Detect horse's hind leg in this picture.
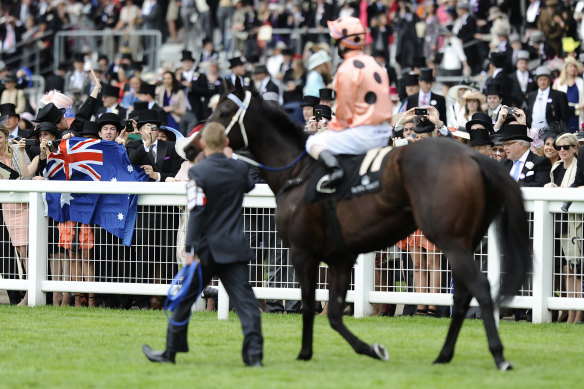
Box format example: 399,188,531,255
434,277,472,364
327,261,389,361
292,250,318,361
446,250,512,370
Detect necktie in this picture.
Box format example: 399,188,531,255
512,160,522,181
421,93,427,106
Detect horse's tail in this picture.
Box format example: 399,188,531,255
476,155,532,303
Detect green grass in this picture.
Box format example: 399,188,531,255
1,306,583,388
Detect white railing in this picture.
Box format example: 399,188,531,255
1,181,584,323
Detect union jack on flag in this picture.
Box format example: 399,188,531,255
46,138,104,181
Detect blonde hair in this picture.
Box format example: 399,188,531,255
0,127,14,162
557,57,583,86
555,133,578,148
202,122,227,152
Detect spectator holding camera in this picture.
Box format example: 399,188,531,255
305,104,332,135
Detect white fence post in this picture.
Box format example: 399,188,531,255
217,280,229,320
487,222,501,327
531,200,553,323
28,192,47,306
353,252,375,318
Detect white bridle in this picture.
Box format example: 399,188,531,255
225,91,252,148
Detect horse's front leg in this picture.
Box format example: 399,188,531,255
291,250,319,361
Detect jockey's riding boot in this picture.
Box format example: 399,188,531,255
318,150,344,190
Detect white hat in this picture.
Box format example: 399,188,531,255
307,50,331,71
39,90,74,109
517,50,530,61
175,131,198,161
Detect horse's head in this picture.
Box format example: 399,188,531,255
205,77,258,151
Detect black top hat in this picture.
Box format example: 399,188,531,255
181,50,195,62
229,56,245,68
413,116,435,133
500,124,533,142
4,73,17,83
489,51,507,69
491,132,505,146
253,64,269,75
319,88,334,101
419,68,434,82
402,73,419,86
484,81,504,97
73,53,85,63
137,109,162,129
138,83,156,97
101,83,121,98
202,37,213,45
0,103,19,118
120,53,133,61
413,56,427,69
35,122,60,137
469,127,494,147
133,101,149,113
313,104,332,120
466,112,494,132
97,113,122,132
300,95,320,107
35,103,65,124
80,120,100,137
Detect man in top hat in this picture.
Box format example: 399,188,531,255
500,123,551,187
510,50,537,109
97,84,127,120
226,57,251,88
253,64,279,103
199,37,218,64
96,113,122,142
484,82,505,125
301,95,320,128
397,73,419,112
126,109,183,182
453,1,480,75
526,66,569,133
319,88,334,107
528,30,556,67
483,52,511,105
64,53,90,98
406,68,447,123
80,120,100,140
0,103,28,139
466,112,494,157
136,83,167,125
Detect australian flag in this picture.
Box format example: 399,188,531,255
44,137,148,246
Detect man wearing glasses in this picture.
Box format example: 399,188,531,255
500,123,551,187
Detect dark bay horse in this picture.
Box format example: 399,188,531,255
202,83,531,370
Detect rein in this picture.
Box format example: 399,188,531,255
234,150,307,172
225,91,252,148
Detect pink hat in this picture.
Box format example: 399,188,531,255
40,90,73,109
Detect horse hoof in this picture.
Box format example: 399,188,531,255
433,355,452,364
297,351,312,361
498,361,513,371
372,343,389,361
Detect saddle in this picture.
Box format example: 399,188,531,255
304,146,393,204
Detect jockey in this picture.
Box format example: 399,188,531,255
306,16,393,190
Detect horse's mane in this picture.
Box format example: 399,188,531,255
221,86,308,150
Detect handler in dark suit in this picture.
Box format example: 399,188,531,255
143,122,263,366
526,66,569,132
500,123,551,187
406,68,446,123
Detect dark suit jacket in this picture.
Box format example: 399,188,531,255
44,73,65,93
406,92,447,123
69,96,98,134
96,105,128,120
126,139,183,182
525,89,570,129
509,70,537,108
572,147,584,187
185,153,255,265
501,151,551,187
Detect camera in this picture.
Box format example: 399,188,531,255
13,137,38,146
314,108,323,122
507,107,517,116
125,121,133,132
395,138,408,147
415,108,428,116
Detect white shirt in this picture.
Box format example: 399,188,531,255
516,70,529,93
441,37,467,70
418,90,431,106
510,149,530,180
532,87,550,131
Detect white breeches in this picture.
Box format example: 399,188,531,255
305,123,393,158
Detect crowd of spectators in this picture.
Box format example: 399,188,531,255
1,0,584,321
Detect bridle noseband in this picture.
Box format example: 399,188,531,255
225,91,252,148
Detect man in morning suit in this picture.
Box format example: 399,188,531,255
500,123,551,187
142,122,263,367
406,68,447,124
526,66,569,133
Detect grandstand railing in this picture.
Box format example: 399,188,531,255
1,181,584,324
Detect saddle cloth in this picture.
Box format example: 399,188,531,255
304,146,393,204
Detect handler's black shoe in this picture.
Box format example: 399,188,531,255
142,344,175,364
246,356,263,367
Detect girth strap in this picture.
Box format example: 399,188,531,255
324,198,348,254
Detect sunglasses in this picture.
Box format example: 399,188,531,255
554,144,575,151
